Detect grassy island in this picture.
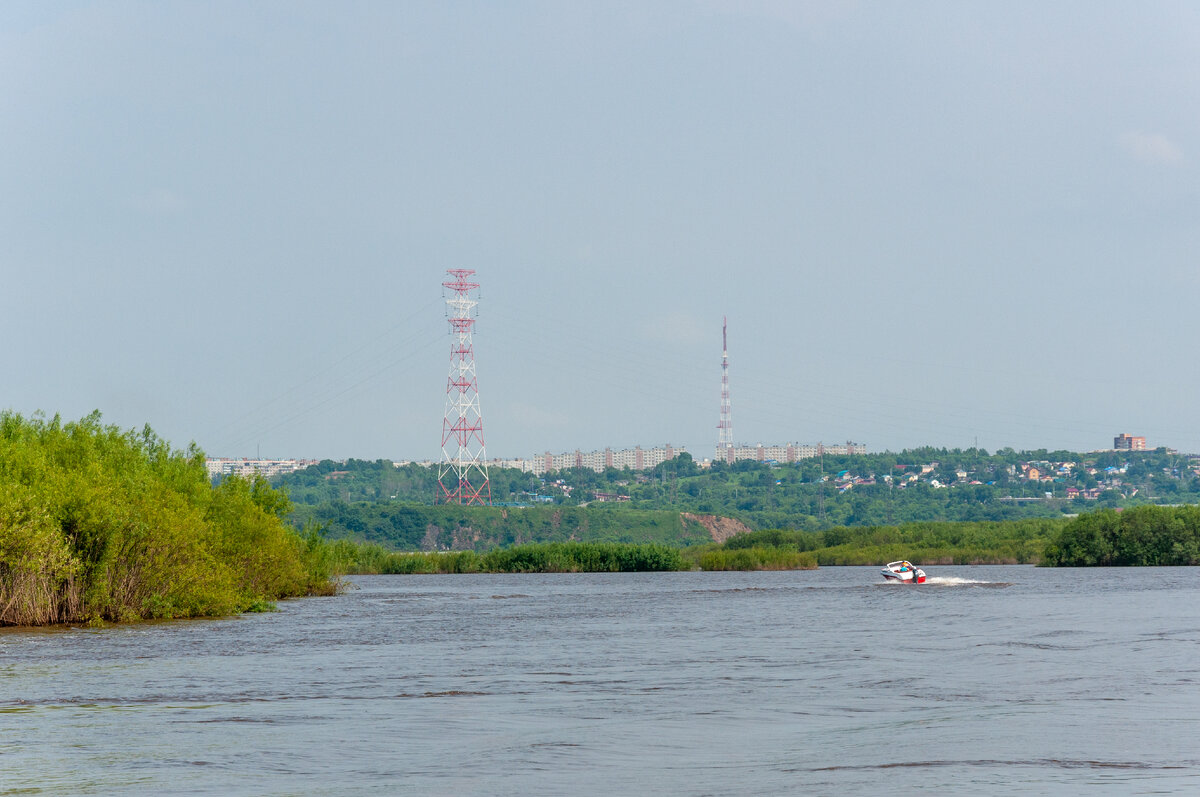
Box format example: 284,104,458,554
0,411,337,627
317,517,1059,573
686,509,1200,568
669,518,1058,569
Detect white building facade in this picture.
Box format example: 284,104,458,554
205,458,320,480
715,441,866,464
500,445,684,476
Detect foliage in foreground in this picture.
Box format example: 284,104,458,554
0,411,337,626
1043,505,1200,566
324,540,689,574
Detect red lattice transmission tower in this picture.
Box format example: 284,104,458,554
717,316,734,463
438,269,491,505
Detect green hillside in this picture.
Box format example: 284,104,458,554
272,448,1200,548
290,501,717,550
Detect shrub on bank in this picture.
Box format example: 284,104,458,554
0,411,336,626
1043,505,1200,566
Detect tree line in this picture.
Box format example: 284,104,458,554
271,448,1200,536
1043,506,1200,566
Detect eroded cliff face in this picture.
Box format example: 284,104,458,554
681,512,752,543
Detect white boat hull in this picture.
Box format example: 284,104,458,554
880,561,926,584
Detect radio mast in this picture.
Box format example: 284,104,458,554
717,316,734,464
438,269,491,505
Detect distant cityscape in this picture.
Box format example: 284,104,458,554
206,441,862,480
207,434,1151,482
203,289,1162,485
206,289,1170,502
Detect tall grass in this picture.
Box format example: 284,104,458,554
696,547,817,571
326,540,689,574
720,519,1057,565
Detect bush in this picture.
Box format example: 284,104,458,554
1044,506,1200,566
0,411,337,626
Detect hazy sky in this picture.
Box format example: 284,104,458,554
3,1,1198,461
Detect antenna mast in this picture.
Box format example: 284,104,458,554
717,316,734,464
438,269,491,505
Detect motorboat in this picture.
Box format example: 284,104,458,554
880,560,926,584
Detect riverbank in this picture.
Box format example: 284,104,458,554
317,518,1050,574
713,519,1056,566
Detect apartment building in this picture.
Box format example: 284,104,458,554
514,445,683,475
1114,433,1147,451
715,441,866,464
205,458,320,480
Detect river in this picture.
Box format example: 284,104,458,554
3,566,1199,795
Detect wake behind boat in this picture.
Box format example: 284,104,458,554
881,560,926,584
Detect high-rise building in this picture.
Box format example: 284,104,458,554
717,317,734,463
1114,433,1146,451
720,441,866,464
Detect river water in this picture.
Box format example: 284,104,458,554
3,566,1199,795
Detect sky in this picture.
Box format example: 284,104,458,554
3,1,1198,461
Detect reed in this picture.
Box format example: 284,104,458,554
697,547,817,571
720,519,1057,565
328,540,689,574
